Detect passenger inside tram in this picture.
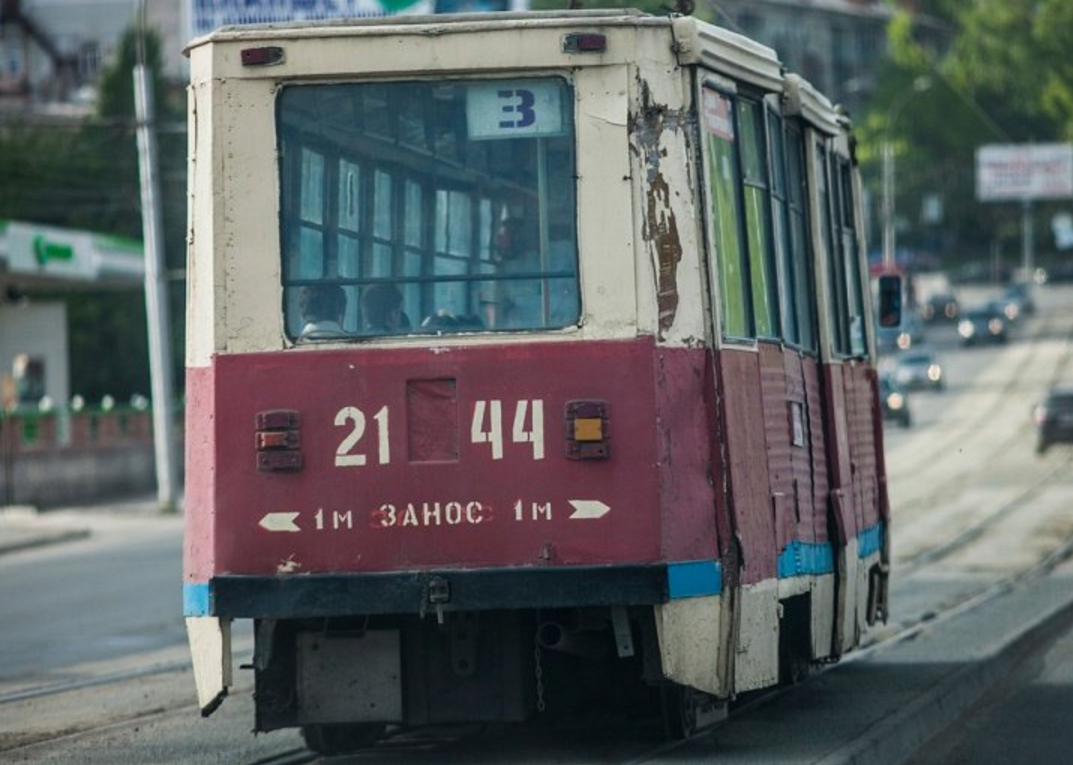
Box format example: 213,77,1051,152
360,282,410,334
298,283,348,340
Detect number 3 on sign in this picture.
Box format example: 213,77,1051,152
334,406,390,467
471,399,545,461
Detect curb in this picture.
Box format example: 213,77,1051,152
819,580,1073,765
0,527,91,556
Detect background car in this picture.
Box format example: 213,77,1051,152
876,312,926,354
957,305,1008,345
894,347,945,391
880,373,912,428
998,282,1035,320
1034,387,1073,454
921,291,959,322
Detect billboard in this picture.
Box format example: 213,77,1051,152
189,0,519,37
190,0,433,37
976,143,1073,202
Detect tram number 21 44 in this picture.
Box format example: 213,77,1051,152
333,399,546,468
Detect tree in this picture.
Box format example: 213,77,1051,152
855,1,1073,271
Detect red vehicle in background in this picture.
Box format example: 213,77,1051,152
183,11,893,753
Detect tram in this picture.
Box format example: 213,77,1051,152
182,10,895,752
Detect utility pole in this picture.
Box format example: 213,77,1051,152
881,76,932,269
134,62,179,513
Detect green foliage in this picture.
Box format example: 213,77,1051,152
1032,1,1073,140
857,0,1073,267
65,290,152,401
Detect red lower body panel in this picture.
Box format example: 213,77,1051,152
184,338,720,592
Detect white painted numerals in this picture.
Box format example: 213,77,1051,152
332,399,545,468
472,399,545,460
334,405,390,467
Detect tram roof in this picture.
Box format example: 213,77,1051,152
185,10,842,133
185,10,778,71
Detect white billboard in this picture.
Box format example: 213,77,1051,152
189,0,434,37
976,143,1073,202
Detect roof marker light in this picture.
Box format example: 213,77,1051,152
562,34,607,54
241,46,285,67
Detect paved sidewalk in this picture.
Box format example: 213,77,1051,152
0,495,178,556
656,559,1073,765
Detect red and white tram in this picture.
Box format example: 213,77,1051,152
183,10,893,751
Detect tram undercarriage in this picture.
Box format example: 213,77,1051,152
252,606,727,754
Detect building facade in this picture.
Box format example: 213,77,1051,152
0,0,184,116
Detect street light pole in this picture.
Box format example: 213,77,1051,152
134,2,179,513
881,75,932,269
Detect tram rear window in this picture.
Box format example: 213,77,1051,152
277,78,580,341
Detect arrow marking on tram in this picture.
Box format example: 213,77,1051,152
260,512,301,532
568,500,610,520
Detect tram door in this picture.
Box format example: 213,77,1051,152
809,133,873,656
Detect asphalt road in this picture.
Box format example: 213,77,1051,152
0,507,184,686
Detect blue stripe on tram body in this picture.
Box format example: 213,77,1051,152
777,539,836,578
857,523,884,559
184,583,211,616
776,523,886,580
666,559,723,599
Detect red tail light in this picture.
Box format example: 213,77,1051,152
255,409,302,472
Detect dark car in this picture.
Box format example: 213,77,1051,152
876,312,926,355
957,304,1008,346
879,374,912,428
1035,387,1073,454
894,347,945,391
998,282,1035,320
921,292,959,322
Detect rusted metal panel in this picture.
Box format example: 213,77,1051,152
758,343,794,553
785,350,825,546
844,363,881,531
803,357,830,545
717,348,776,584
200,338,682,576
655,347,719,562
821,363,857,545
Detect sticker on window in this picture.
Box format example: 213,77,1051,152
467,80,566,140
702,89,734,141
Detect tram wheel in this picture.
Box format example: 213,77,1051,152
660,682,725,739
301,723,385,755
660,682,696,739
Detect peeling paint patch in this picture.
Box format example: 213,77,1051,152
647,176,683,338
276,554,302,574
634,78,686,339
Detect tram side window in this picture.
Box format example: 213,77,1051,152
700,87,750,339
815,141,851,356
277,78,580,341
786,123,817,352
738,97,779,339
767,108,795,344
836,158,867,356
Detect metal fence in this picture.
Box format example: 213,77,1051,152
0,406,182,508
